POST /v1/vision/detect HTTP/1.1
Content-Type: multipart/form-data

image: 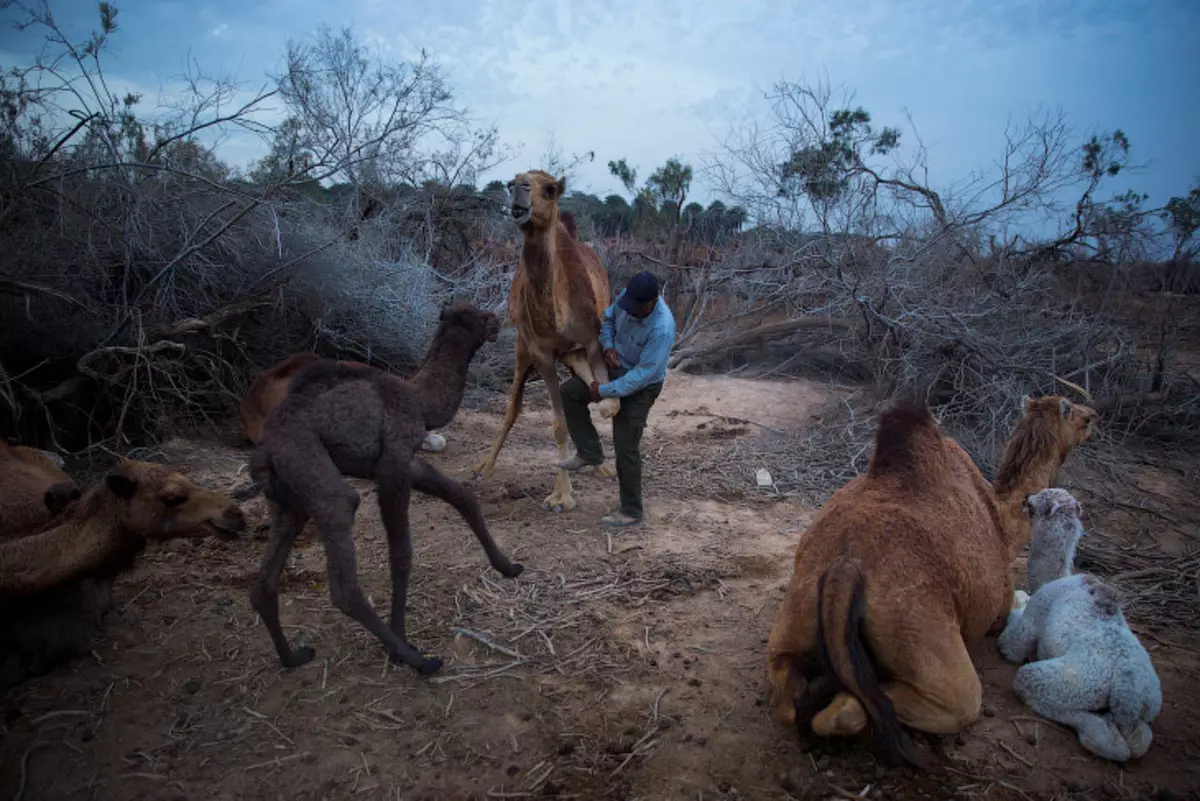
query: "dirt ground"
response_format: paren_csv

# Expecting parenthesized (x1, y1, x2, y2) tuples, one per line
(2, 371, 1198, 801)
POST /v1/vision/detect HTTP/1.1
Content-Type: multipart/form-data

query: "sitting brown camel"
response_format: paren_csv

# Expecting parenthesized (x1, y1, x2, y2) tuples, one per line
(472, 170, 620, 512)
(766, 394, 1098, 767)
(240, 352, 447, 454)
(0, 439, 80, 539)
(0, 460, 246, 686)
(249, 300, 523, 676)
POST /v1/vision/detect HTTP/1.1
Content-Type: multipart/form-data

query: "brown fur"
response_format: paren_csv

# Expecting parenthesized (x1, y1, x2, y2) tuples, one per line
(248, 301, 524, 676)
(0, 439, 81, 539)
(472, 169, 621, 512)
(765, 394, 1098, 767)
(240, 353, 446, 454)
(0, 460, 246, 686)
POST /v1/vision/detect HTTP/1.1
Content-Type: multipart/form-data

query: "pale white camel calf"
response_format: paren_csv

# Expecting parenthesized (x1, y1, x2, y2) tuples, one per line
(998, 488, 1162, 763)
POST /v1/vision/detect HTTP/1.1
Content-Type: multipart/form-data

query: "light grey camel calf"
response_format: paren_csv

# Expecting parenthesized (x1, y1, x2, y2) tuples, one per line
(998, 487, 1162, 762)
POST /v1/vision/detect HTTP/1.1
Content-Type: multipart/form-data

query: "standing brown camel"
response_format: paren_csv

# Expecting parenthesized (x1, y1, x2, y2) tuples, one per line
(0, 460, 246, 686)
(472, 170, 620, 512)
(249, 301, 523, 676)
(240, 353, 447, 453)
(0, 439, 80, 539)
(765, 394, 1099, 766)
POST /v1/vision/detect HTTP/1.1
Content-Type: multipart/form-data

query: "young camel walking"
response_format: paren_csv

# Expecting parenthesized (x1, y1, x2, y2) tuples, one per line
(249, 301, 524, 676)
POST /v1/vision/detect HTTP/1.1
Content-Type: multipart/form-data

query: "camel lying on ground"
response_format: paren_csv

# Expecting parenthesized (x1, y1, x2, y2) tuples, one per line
(0, 439, 81, 539)
(998, 488, 1162, 763)
(240, 352, 447, 453)
(0, 460, 246, 686)
(472, 171, 620, 512)
(766, 394, 1099, 767)
(249, 300, 523, 676)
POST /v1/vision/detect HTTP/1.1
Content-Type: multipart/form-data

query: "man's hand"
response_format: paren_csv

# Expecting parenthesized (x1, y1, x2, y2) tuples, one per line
(588, 381, 602, 403)
(603, 348, 620, 370)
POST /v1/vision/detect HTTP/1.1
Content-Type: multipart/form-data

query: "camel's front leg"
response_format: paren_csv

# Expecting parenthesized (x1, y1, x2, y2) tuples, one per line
(582, 339, 621, 420)
(560, 349, 616, 479)
(473, 345, 532, 479)
(536, 361, 577, 512)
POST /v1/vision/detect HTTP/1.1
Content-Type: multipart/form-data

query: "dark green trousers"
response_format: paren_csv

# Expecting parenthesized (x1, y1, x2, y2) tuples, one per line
(561, 375, 663, 519)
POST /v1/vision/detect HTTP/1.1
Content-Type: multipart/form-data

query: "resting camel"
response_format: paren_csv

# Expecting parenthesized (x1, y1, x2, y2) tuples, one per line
(249, 300, 524, 676)
(766, 394, 1099, 767)
(241, 353, 447, 454)
(0, 439, 80, 539)
(0, 460, 246, 686)
(998, 488, 1162, 763)
(472, 170, 620, 512)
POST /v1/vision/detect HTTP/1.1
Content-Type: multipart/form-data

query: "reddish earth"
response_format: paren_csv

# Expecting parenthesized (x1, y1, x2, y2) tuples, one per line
(1, 372, 1197, 800)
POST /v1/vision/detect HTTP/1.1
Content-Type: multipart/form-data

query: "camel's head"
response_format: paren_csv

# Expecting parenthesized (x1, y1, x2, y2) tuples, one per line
(507, 170, 564, 231)
(1023, 487, 1082, 521)
(104, 460, 247, 542)
(1021, 394, 1099, 449)
(438, 299, 502, 347)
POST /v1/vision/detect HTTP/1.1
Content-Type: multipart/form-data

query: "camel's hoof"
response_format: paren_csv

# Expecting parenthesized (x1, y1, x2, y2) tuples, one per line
(812, 694, 868, 737)
(421, 433, 447, 453)
(597, 398, 620, 419)
(283, 646, 316, 668)
(542, 494, 577, 513)
(501, 562, 525, 579)
(1012, 589, 1030, 612)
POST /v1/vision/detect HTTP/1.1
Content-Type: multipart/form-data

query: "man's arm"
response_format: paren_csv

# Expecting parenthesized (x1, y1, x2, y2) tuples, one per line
(598, 324, 672, 398)
(599, 302, 616, 351)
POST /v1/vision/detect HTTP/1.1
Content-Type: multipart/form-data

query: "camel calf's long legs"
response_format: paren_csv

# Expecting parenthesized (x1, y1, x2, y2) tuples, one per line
(473, 347, 532, 479)
(313, 480, 442, 675)
(409, 456, 524, 579)
(250, 500, 312, 668)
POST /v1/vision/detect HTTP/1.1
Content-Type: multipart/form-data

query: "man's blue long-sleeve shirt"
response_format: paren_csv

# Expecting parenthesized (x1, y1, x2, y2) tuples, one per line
(597, 292, 676, 398)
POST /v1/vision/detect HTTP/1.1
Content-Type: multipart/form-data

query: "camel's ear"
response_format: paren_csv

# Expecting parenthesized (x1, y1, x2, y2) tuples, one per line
(106, 471, 139, 500)
(1020, 394, 1033, 417)
(1059, 398, 1073, 420)
(555, 175, 566, 197)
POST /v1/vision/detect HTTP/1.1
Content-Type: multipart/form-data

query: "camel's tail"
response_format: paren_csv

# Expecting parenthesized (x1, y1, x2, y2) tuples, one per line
(249, 447, 298, 513)
(814, 563, 927, 769)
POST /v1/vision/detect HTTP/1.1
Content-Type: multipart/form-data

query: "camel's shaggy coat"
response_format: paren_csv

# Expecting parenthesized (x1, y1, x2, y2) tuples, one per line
(998, 488, 1162, 763)
(0, 460, 246, 686)
(249, 301, 523, 676)
(472, 170, 621, 512)
(240, 352, 446, 453)
(766, 395, 1098, 767)
(0, 439, 80, 539)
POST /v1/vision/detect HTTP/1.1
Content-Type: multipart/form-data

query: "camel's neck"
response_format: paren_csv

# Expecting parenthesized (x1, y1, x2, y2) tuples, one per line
(0, 500, 142, 596)
(1027, 534, 1077, 595)
(521, 225, 559, 289)
(995, 455, 1065, 561)
(408, 333, 478, 431)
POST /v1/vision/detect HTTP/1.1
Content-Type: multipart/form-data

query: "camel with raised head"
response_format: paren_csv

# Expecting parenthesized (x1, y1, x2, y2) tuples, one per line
(0, 460, 246, 686)
(765, 394, 1099, 767)
(240, 353, 447, 454)
(472, 170, 620, 512)
(249, 301, 523, 676)
(0, 439, 80, 539)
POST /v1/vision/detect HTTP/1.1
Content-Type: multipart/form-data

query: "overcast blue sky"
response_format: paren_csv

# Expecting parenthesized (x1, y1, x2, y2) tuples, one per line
(2, 0, 1197, 219)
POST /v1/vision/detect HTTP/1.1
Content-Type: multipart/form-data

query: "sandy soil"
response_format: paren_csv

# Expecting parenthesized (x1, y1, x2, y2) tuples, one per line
(1, 371, 1198, 801)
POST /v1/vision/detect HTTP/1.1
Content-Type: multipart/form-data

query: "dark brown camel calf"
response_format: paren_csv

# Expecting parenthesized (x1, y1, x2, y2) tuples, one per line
(248, 300, 524, 675)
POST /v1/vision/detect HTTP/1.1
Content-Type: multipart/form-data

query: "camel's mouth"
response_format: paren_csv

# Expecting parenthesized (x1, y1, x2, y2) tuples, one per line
(204, 515, 246, 541)
(511, 204, 531, 224)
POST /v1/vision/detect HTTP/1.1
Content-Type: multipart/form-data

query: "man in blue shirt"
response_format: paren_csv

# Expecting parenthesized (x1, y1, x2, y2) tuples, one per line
(559, 271, 676, 527)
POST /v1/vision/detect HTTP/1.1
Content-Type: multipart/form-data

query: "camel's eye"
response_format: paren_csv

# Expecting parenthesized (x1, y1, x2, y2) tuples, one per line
(161, 492, 188, 508)
(542, 183, 556, 198)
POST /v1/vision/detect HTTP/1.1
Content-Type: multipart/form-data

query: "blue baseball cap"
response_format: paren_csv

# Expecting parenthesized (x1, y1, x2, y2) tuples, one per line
(618, 271, 660, 312)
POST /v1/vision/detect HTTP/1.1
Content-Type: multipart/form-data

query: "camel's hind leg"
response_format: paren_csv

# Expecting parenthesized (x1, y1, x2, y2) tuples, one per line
(560, 349, 617, 479)
(250, 499, 312, 668)
(1012, 658, 1130, 761)
(409, 456, 524, 578)
(812, 616, 983, 737)
(473, 344, 533, 480)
